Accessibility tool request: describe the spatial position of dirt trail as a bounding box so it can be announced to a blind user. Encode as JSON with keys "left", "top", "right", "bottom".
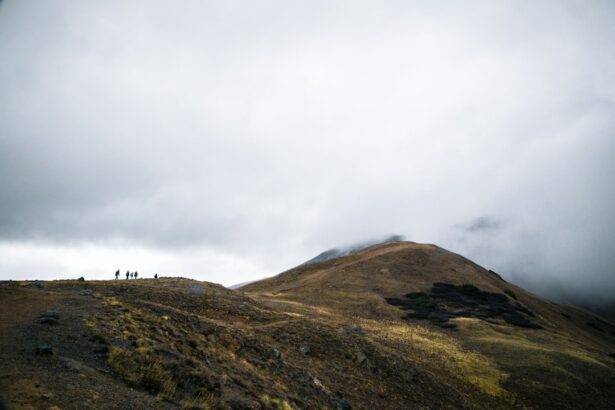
{"left": 0, "top": 284, "right": 174, "bottom": 410}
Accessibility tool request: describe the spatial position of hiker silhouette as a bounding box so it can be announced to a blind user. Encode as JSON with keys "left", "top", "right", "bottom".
{"left": 115, "top": 270, "right": 120, "bottom": 280}
{"left": 125, "top": 270, "right": 129, "bottom": 279}
{"left": 135, "top": 271, "right": 138, "bottom": 279}
{"left": 154, "top": 273, "right": 158, "bottom": 279}
{"left": 130, "top": 272, "right": 134, "bottom": 279}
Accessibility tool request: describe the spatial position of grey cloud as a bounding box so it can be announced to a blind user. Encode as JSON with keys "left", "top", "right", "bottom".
{"left": 456, "top": 217, "right": 503, "bottom": 234}
{"left": 0, "top": 1, "right": 614, "bottom": 303}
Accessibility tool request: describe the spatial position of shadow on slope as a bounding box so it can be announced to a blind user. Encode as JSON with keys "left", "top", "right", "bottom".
{"left": 386, "top": 283, "right": 542, "bottom": 329}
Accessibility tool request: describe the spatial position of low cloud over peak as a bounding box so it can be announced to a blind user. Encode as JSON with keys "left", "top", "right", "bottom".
{"left": 0, "top": 0, "right": 614, "bottom": 306}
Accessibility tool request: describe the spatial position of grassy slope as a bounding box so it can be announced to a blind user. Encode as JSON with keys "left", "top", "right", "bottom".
{"left": 1, "top": 242, "right": 614, "bottom": 409}
{"left": 1, "top": 279, "right": 475, "bottom": 410}
{"left": 242, "top": 241, "right": 615, "bottom": 409}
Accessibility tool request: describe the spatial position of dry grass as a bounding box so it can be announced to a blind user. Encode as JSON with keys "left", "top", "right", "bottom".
{"left": 260, "top": 395, "right": 293, "bottom": 410}
{"left": 107, "top": 346, "right": 176, "bottom": 398}
{"left": 359, "top": 318, "right": 511, "bottom": 399}
{"left": 21, "top": 271, "right": 613, "bottom": 410}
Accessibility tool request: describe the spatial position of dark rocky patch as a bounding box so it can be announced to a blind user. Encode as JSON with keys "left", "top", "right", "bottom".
{"left": 40, "top": 310, "right": 60, "bottom": 320}
{"left": 386, "top": 283, "right": 542, "bottom": 329}
{"left": 561, "top": 312, "right": 571, "bottom": 319}
{"left": 39, "top": 316, "right": 58, "bottom": 325}
{"left": 39, "top": 310, "right": 60, "bottom": 324}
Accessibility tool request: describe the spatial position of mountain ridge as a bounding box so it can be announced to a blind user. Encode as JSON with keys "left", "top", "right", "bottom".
{"left": 2, "top": 241, "right": 615, "bottom": 409}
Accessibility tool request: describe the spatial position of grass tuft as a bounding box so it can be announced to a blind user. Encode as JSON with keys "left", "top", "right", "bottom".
{"left": 107, "top": 346, "right": 176, "bottom": 398}
{"left": 261, "top": 394, "right": 293, "bottom": 410}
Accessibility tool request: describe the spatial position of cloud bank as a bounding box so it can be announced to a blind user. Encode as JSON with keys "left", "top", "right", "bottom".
{"left": 1, "top": 1, "right": 614, "bottom": 305}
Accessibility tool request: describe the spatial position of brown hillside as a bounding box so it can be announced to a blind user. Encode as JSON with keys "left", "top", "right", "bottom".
{"left": 241, "top": 241, "right": 615, "bottom": 408}
{"left": 1, "top": 242, "right": 614, "bottom": 409}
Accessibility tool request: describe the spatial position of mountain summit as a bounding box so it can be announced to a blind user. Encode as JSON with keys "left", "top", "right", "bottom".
{"left": 302, "top": 235, "right": 405, "bottom": 265}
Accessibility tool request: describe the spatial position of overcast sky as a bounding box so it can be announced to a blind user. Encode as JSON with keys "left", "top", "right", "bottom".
{"left": 1, "top": 1, "right": 614, "bottom": 305}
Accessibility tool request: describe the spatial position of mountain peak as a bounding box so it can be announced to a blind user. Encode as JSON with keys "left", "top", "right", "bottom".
{"left": 303, "top": 234, "right": 405, "bottom": 265}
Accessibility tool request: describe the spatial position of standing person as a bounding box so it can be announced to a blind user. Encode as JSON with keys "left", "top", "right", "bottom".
{"left": 135, "top": 271, "right": 138, "bottom": 280}
{"left": 115, "top": 270, "right": 120, "bottom": 280}
{"left": 130, "top": 272, "right": 134, "bottom": 279}
{"left": 154, "top": 273, "right": 158, "bottom": 279}
{"left": 126, "top": 270, "right": 129, "bottom": 280}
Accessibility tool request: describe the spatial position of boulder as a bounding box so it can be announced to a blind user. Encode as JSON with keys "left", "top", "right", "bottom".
{"left": 40, "top": 316, "right": 59, "bottom": 325}
{"left": 40, "top": 310, "right": 60, "bottom": 324}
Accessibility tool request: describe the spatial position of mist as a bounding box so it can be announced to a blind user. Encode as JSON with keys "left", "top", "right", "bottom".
{"left": 1, "top": 1, "right": 614, "bottom": 306}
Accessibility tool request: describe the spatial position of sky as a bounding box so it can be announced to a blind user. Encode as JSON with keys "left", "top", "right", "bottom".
{"left": 1, "top": 1, "right": 614, "bottom": 306}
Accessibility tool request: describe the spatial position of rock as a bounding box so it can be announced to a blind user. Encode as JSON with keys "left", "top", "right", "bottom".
{"left": 41, "top": 392, "right": 54, "bottom": 400}
{"left": 34, "top": 281, "right": 44, "bottom": 288}
{"left": 40, "top": 310, "right": 60, "bottom": 320}
{"left": 355, "top": 350, "right": 367, "bottom": 365}
{"left": 298, "top": 345, "right": 311, "bottom": 355}
{"left": 40, "top": 310, "right": 60, "bottom": 324}
{"left": 79, "top": 289, "right": 93, "bottom": 296}
{"left": 77, "top": 277, "right": 85, "bottom": 281}
{"left": 332, "top": 397, "right": 352, "bottom": 410}
{"left": 36, "top": 345, "right": 53, "bottom": 355}
{"left": 271, "top": 348, "right": 282, "bottom": 359}
{"left": 313, "top": 377, "right": 328, "bottom": 392}
{"left": 40, "top": 316, "right": 59, "bottom": 325}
